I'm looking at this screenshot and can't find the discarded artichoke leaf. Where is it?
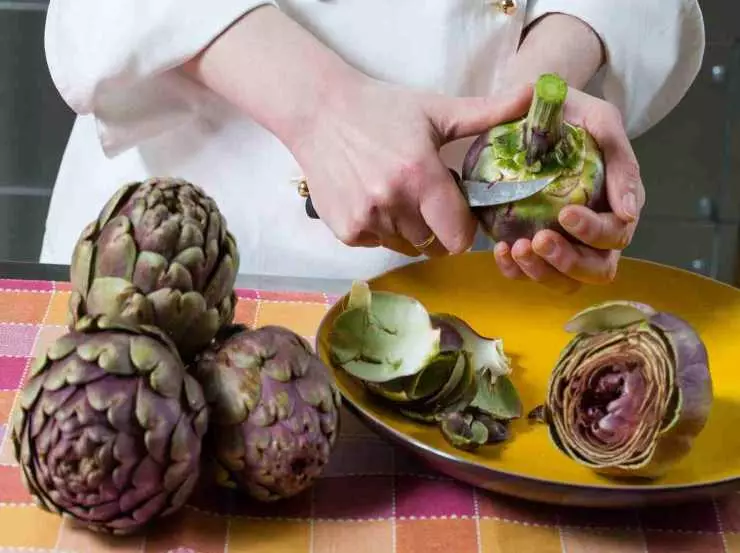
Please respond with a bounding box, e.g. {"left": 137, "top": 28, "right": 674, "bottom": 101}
{"left": 470, "top": 372, "right": 523, "bottom": 420}
{"left": 346, "top": 280, "right": 372, "bottom": 311}
{"left": 527, "top": 404, "right": 549, "bottom": 424}
{"left": 409, "top": 353, "right": 459, "bottom": 397}
{"left": 399, "top": 408, "right": 439, "bottom": 424}
{"left": 472, "top": 410, "right": 510, "bottom": 444}
{"left": 431, "top": 313, "right": 511, "bottom": 380}
{"left": 364, "top": 351, "right": 458, "bottom": 404}
{"left": 416, "top": 350, "right": 470, "bottom": 408}
{"left": 395, "top": 352, "right": 474, "bottom": 421}
{"left": 439, "top": 412, "right": 489, "bottom": 451}
{"left": 329, "top": 283, "right": 441, "bottom": 383}
{"left": 564, "top": 300, "right": 656, "bottom": 334}
{"left": 541, "top": 300, "right": 712, "bottom": 479}
{"left": 428, "top": 351, "right": 478, "bottom": 415}
{"left": 365, "top": 378, "right": 416, "bottom": 403}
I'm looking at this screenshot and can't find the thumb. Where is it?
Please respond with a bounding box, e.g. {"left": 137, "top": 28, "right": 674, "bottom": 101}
{"left": 423, "top": 84, "right": 533, "bottom": 144}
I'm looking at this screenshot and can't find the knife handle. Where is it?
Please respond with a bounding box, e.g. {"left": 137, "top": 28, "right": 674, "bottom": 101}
{"left": 302, "top": 168, "right": 462, "bottom": 220}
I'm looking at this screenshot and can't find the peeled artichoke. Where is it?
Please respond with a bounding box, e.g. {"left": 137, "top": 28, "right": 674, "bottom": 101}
{"left": 533, "top": 301, "right": 713, "bottom": 479}
{"left": 461, "top": 73, "right": 608, "bottom": 246}
{"left": 193, "top": 324, "right": 342, "bottom": 501}
{"left": 328, "top": 281, "right": 521, "bottom": 452}
{"left": 69, "top": 177, "right": 239, "bottom": 361}
{"left": 11, "top": 315, "right": 208, "bottom": 535}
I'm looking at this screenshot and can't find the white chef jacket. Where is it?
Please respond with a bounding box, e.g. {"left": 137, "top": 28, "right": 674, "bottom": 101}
{"left": 40, "top": 0, "right": 705, "bottom": 280}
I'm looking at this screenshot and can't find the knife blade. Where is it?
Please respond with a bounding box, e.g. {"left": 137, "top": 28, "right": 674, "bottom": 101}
{"left": 298, "top": 170, "right": 554, "bottom": 220}
{"left": 461, "top": 175, "right": 555, "bottom": 207}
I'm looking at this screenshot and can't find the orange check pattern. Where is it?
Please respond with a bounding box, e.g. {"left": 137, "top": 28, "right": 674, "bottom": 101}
{"left": 0, "top": 278, "right": 737, "bottom": 553}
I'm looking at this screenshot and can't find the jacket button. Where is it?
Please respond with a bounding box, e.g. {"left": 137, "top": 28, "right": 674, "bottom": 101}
{"left": 489, "top": 0, "right": 517, "bottom": 15}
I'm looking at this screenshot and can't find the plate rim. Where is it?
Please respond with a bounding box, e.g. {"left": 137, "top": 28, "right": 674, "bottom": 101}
{"left": 314, "top": 252, "right": 740, "bottom": 495}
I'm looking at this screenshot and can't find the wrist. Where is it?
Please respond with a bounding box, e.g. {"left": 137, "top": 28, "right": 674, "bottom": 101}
{"left": 502, "top": 13, "right": 604, "bottom": 91}
{"left": 279, "top": 62, "right": 370, "bottom": 152}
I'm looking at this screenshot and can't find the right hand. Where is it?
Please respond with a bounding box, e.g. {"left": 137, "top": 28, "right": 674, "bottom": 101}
{"left": 289, "top": 75, "right": 533, "bottom": 257}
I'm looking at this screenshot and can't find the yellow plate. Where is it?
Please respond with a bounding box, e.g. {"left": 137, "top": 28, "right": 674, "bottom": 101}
{"left": 315, "top": 252, "right": 740, "bottom": 508}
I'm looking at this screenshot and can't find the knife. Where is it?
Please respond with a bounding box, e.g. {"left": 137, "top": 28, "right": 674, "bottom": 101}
{"left": 461, "top": 175, "right": 555, "bottom": 208}
{"left": 297, "top": 170, "right": 554, "bottom": 219}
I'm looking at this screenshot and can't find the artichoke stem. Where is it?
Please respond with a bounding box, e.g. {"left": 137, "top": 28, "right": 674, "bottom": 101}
{"left": 524, "top": 73, "right": 568, "bottom": 166}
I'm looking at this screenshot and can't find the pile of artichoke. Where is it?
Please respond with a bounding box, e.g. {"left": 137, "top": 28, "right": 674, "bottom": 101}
{"left": 11, "top": 177, "right": 342, "bottom": 535}
{"left": 328, "top": 281, "right": 523, "bottom": 452}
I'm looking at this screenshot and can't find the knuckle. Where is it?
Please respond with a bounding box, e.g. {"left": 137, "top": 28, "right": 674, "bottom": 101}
{"left": 448, "top": 229, "right": 474, "bottom": 254}
{"left": 366, "top": 182, "right": 399, "bottom": 211}
{"left": 621, "top": 160, "right": 643, "bottom": 187}
{"left": 337, "top": 217, "right": 370, "bottom": 246}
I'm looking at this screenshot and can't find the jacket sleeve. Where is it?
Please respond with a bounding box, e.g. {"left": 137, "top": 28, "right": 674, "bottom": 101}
{"left": 44, "top": 0, "right": 278, "bottom": 158}
{"left": 524, "top": 0, "right": 705, "bottom": 139}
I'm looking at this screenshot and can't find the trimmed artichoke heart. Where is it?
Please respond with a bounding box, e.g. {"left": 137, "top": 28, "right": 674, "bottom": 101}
{"left": 537, "top": 301, "right": 712, "bottom": 479}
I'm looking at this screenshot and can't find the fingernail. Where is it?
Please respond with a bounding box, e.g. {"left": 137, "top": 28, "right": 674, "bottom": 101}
{"left": 539, "top": 237, "right": 557, "bottom": 257}
{"left": 622, "top": 192, "right": 637, "bottom": 219}
{"left": 561, "top": 211, "right": 580, "bottom": 231}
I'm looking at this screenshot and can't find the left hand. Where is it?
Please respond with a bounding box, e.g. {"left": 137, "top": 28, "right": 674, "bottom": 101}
{"left": 493, "top": 87, "right": 646, "bottom": 293}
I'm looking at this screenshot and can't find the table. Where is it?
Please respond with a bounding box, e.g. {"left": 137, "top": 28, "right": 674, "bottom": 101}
{"left": 0, "top": 262, "right": 737, "bottom": 553}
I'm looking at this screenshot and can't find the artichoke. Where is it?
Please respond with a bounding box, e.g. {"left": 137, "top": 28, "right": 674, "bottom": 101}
{"left": 192, "top": 324, "right": 342, "bottom": 501}
{"left": 328, "top": 281, "right": 522, "bottom": 452}
{"left": 11, "top": 315, "right": 208, "bottom": 535}
{"left": 531, "top": 301, "right": 712, "bottom": 479}
{"left": 69, "top": 177, "right": 239, "bottom": 361}
{"left": 461, "top": 73, "right": 608, "bottom": 246}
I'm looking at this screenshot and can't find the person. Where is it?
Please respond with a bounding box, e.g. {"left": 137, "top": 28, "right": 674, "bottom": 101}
{"left": 40, "top": 1, "right": 705, "bottom": 292}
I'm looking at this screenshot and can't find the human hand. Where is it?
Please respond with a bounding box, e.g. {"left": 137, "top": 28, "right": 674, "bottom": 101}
{"left": 289, "top": 75, "right": 533, "bottom": 257}
{"left": 493, "top": 87, "right": 645, "bottom": 292}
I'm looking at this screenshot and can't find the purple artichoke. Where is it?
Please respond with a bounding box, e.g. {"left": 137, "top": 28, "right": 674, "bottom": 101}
{"left": 461, "top": 73, "right": 609, "bottom": 246}
{"left": 11, "top": 315, "right": 208, "bottom": 535}
{"left": 192, "top": 325, "right": 342, "bottom": 501}
{"left": 533, "top": 301, "right": 712, "bottom": 479}
{"left": 69, "top": 176, "right": 239, "bottom": 361}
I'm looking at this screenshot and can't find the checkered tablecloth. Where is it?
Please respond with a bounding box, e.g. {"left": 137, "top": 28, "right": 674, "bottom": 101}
{"left": 0, "top": 278, "right": 737, "bottom": 553}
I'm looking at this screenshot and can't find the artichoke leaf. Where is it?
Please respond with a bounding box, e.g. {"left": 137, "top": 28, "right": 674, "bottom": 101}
{"left": 346, "top": 280, "right": 372, "bottom": 311}
{"left": 564, "top": 300, "right": 656, "bottom": 334}
{"left": 439, "top": 412, "right": 489, "bottom": 452}
{"left": 364, "top": 351, "right": 458, "bottom": 404}
{"left": 431, "top": 313, "right": 511, "bottom": 380}
{"left": 329, "top": 282, "right": 441, "bottom": 383}
{"left": 470, "top": 372, "right": 523, "bottom": 420}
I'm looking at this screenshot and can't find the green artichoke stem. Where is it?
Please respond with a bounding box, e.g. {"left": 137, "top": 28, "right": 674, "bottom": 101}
{"left": 523, "top": 73, "right": 568, "bottom": 166}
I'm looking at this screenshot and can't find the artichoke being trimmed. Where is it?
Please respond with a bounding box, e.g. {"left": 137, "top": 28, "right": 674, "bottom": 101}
{"left": 193, "top": 324, "right": 342, "bottom": 501}
{"left": 531, "top": 301, "right": 712, "bottom": 479}
{"left": 11, "top": 316, "right": 208, "bottom": 535}
{"left": 461, "top": 73, "right": 608, "bottom": 246}
{"left": 328, "top": 281, "right": 522, "bottom": 451}
{"left": 69, "top": 177, "right": 239, "bottom": 361}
